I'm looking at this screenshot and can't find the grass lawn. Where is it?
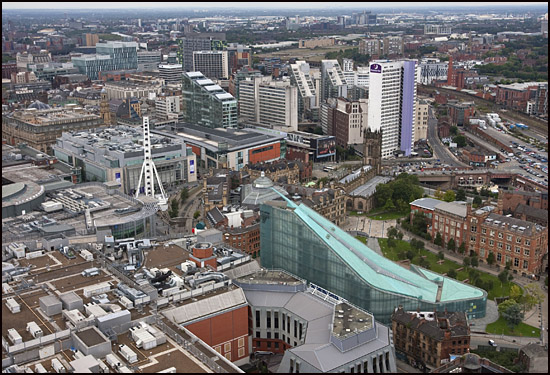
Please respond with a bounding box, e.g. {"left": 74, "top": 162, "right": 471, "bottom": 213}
{"left": 376, "top": 238, "right": 518, "bottom": 300}
{"left": 486, "top": 316, "right": 541, "bottom": 337}
{"left": 367, "top": 211, "right": 408, "bottom": 220}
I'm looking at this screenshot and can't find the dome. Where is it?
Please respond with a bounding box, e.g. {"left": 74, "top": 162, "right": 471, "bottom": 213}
{"left": 252, "top": 171, "right": 274, "bottom": 189}
{"left": 27, "top": 100, "right": 50, "bottom": 110}
{"left": 462, "top": 353, "right": 481, "bottom": 371}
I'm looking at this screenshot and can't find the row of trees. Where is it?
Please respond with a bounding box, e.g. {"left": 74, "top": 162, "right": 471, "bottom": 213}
{"left": 324, "top": 47, "right": 371, "bottom": 66}
{"left": 374, "top": 173, "right": 424, "bottom": 214}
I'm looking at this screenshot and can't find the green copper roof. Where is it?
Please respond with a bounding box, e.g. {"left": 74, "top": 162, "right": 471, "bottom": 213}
{"left": 272, "top": 189, "right": 486, "bottom": 304}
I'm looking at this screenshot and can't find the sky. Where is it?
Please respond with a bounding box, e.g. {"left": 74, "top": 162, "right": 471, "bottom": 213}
{"left": 2, "top": 2, "right": 548, "bottom": 10}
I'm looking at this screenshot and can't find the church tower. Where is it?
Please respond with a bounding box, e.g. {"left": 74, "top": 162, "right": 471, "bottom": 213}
{"left": 363, "top": 128, "right": 382, "bottom": 174}
{"left": 99, "top": 88, "right": 112, "bottom": 125}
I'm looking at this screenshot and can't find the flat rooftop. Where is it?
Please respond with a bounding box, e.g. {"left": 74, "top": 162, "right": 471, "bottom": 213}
{"left": 332, "top": 302, "right": 374, "bottom": 340}
{"left": 235, "top": 269, "right": 304, "bottom": 286}
{"left": 75, "top": 327, "right": 108, "bottom": 347}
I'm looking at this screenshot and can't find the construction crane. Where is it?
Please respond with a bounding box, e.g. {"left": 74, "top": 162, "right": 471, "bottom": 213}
{"left": 135, "top": 116, "right": 168, "bottom": 211}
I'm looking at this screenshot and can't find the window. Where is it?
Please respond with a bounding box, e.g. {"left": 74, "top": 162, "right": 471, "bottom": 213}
{"left": 489, "top": 240, "right": 494, "bottom": 246}
{"left": 238, "top": 347, "right": 245, "bottom": 358}
{"left": 256, "top": 310, "right": 261, "bottom": 327}
{"left": 524, "top": 249, "right": 530, "bottom": 256}
{"left": 490, "top": 230, "right": 495, "bottom": 237}
{"left": 224, "top": 343, "right": 231, "bottom": 352}
{"left": 497, "top": 253, "right": 502, "bottom": 262}
{"left": 267, "top": 341, "right": 271, "bottom": 348}
{"left": 523, "top": 260, "right": 529, "bottom": 269}
{"left": 515, "top": 246, "right": 521, "bottom": 254}
{"left": 516, "top": 237, "right": 522, "bottom": 244}
{"left": 525, "top": 239, "right": 530, "bottom": 246}
{"left": 275, "top": 342, "right": 279, "bottom": 349}
{"left": 267, "top": 332, "right": 271, "bottom": 339}
{"left": 256, "top": 331, "right": 260, "bottom": 338}
{"left": 506, "top": 244, "right": 511, "bottom": 251}
{"left": 498, "top": 242, "right": 503, "bottom": 249}
{"left": 267, "top": 311, "right": 271, "bottom": 328}
{"left": 471, "top": 225, "right": 477, "bottom": 232}
{"left": 274, "top": 312, "right": 279, "bottom": 329}
{"left": 507, "top": 235, "right": 512, "bottom": 241}
{"left": 481, "top": 238, "right": 486, "bottom": 244}
{"left": 482, "top": 228, "right": 487, "bottom": 234}
{"left": 275, "top": 332, "right": 279, "bottom": 339}
{"left": 514, "top": 258, "right": 519, "bottom": 267}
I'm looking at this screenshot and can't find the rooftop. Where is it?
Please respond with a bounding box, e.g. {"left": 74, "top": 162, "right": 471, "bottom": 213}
{"left": 235, "top": 269, "right": 304, "bottom": 286}
{"left": 349, "top": 176, "right": 392, "bottom": 198}
{"left": 410, "top": 197, "right": 444, "bottom": 211}
{"left": 434, "top": 201, "right": 468, "bottom": 218}
{"left": 482, "top": 212, "right": 544, "bottom": 236}
{"left": 332, "top": 302, "right": 374, "bottom": 340}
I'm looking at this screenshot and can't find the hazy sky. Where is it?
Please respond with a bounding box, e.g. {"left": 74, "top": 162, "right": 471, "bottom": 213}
{"left": 2, "top": 2, "right": 548, "bottom": 10}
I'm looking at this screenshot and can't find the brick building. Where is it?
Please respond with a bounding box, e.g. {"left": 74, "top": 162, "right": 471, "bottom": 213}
{"left": 392, "top": 306, "right": 471, "bottom": 371}
{"left": 284, "top": 184, "right": 347, "bottom": 226}
{"left": 222, "top": 223, "right": 260, "bottom": 258}
{"left": 497, "top": 188, "right": 548, "bottom": 213}
{"left": 469, "top": 208, "right": 547, "bottom": 275}
{"left": 447, "top": 100, "right": 475, "bottom": 126}
{"left": 431, "top": 201, "right": 470, "bottom": 249}
{"left": 242, "top": 160, "right": 301, "bottom": 185}
{"left": 495, "top": 82, "right": 548, "bottom": 116}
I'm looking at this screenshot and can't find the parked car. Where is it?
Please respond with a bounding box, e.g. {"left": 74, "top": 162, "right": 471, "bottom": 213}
{"left": 488, "top": 340, "right": 497, "bottom": 347}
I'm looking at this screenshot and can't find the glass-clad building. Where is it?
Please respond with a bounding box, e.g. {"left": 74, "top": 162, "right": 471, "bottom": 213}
{"left": 260, "top": 193, "right": 487, "bottom": 324}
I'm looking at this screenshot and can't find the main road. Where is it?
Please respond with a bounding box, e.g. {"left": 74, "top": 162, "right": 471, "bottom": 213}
{"left": 427, "top": 106, "right": 468, "bottom": 167}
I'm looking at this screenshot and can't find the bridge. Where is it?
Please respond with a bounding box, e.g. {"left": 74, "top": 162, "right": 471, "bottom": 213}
{"left": 413, "top": 169, "right": 518, "bottom": 190}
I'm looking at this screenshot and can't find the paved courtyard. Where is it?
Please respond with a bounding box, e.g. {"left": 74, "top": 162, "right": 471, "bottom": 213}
{"left": 343, "top": 216, "right": 397, "bottom": 238}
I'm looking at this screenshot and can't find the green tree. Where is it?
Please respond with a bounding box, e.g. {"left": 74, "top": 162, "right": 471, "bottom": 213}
{"left": 498, "top": 298, "right": 518, "bottom": 314}
{"left": 396, "top": 231, "right": 404, "bottom": 240}
{"left": 434, "top": 188, "right": 444, "bottom": 200}
{"left": 387, "top": 226, "right": 398, "bottom": 239}
{"left": 487, "top": 252, "right": 495, "bottom": 267}
{"left": 501, "top": 303, "right": 524, "bottom": 330}
{"left": 434, "top": 232, "right": 443, "bottom": 246}
{"left": 457, "top": 242, "right": 466, "bottom": 255}
{"left": 193, "top": 210, "right": 200, "bottom": 220}
{"left": 456, "top": 189, "right": 466, "bottom": 201}
{"left": 443, "top": 190, "right": 456, "bottom": 202}
{"left": 383, "top": 197, "right": 396, "bottom": 211}
{"left": 450, "top": 126, "right": 458, "bottom": 136}
{"left": 498, "top": 270, "right": 510, "bottom": 286}
{"left": 463, "top": 256, "right": 471, "bottom": 268}
{"left": 447, "top": 238, "right": 456, "bottom": 252}
{"left": 471, "top": 256, "right": 479, "bottom": 268}
{"left": 406, "top": 250, "right": 415, "bottom": 261}
{"left": 509, "top": 285, "right": 522, "bottom": 302}
{"left": 522, "top": 283, "right": 545, "bottom": 311}
{"left": 387, "top": 237, "right": 396, "bottom": 248}
{"left": 438, "top": 251, "right": 445, "bottom": 261}
{"left": 453, "top": 135, "right": 467, "bottom": 148}
{"left": 447, "top": 268, "right": 457, "bottom": 278}
{"left": 180, "top": 187, "right": 189, "bottom": 205}
{"left": 473, "top": 195, "right": 482, "bottom": 208}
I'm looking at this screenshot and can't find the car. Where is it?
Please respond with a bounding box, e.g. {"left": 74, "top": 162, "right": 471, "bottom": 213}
{"left": 488, "top": 340, "right": 497, "bottom": 347}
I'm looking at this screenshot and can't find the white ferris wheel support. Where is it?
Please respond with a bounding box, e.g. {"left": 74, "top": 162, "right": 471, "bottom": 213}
{"left": 135, "top": 116, "right": 168, "bottom": 211}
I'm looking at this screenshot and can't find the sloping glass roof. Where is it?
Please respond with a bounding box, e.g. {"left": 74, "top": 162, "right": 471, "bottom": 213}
{"left": 271, "top": 188, "right": 486, "bottom": 303}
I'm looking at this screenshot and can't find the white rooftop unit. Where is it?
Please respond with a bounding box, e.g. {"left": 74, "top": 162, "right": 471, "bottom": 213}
{"left": 119, "top": 296, "right": 134, "bottom": 309}
{"left": 26, "top": 321, "right": 43, "bottom": 338}
{"left": 84, "top": 302, "right": 108, "bottom": 318}
{"left": 7, "top": 328, "right": 23, "bottom": 345}
{"left": 51, "top": 358, "right": 66, "bottom": 373}
{"left": 118, "top": 366, "right": 133, "bottom": 373}
{"left": 118, "top": 344, "right": 138, "bottom": 363}
{"left": 157, "top": 367, "right": 177, "bottom": 373}
{"left": 105, "top": 353, "right": 122, "bottom": 369}
{"left": 34, "top": 364, "right": 47, "bottom": 373}
{"left": 79, "top": 250, "right": 93, "bottom": 261}
{"left": 6, "top": 297, "right": 21, "bottom": 313}
{"left": 83, "top": 282, "right": 111, "bottom": 298}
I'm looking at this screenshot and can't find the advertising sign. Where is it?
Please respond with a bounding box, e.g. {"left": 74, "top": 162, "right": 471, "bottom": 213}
{"left": 189, "top": 160, "right": 195, "bottom": 174}
{"left": 115, "top": 172, "right": 121, "bottom": 183}
{"left": 370, "top": 63, "right": 382, "bottom": 73}
{"left": 316, "top": 138, "right": 336, "bottom": 159}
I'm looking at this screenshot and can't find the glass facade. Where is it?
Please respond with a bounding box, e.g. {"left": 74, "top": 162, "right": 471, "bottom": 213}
{"left": 260, "top": 200, "right": 487, "bottom": 324}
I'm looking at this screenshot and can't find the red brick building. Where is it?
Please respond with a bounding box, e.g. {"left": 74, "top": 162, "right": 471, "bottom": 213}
{"left": 431, "top": 202, "right": 470, "bottom": 249}
{"left": 497, "top": 188, "right": 548, "bottom": 213}
{"left": 447, "top": 101, "right": 476, "bottom": 126}
{"left": 223, "top": 223, "right": 260, "bottom": 258}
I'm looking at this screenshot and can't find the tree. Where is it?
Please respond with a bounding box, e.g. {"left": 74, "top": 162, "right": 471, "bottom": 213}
{"left": 522, "top": 283, "right": 545, "bottom": 311}
{"left": 498, "top": 298, "right": 518, "bottom": 315}
{"left": 434, "top": 188, "right": 445, "bottom": 200}
{"left": 434, "top": 232, "right": 443, "bottom": 246}
{"left": 443, "top": 190, "right": 456, "bottom": 202}
{"left": 463, "top": 256, "right": 471, "bottom": 268}
{"left": 406, "top": 250, "right": 415, "bottom": 261}
{"left": 450, "top": 126, "right": 458, "bottom": 136}
{"left": 505, "top": 260, "right": 512, "bottom": 270}
{"left": 473, "top": 195, "right": 482, "bottom": 208}
{"left": 387, "top": 226, "right": 398, "bottom": 239}
{"left": 457, "top": 242, "right": 466, "bottom": 255}
{"left": 447, "top": 268, "right": 457, "bottom": 279}
{"left": 498, "top": 270, "right": 510, "bottom": 286}
{"left": 396, "top": 231, "right": 404, "bottom": 240}
{"left": 387, "top": 237, "right": 396, "bottom": 248}
{"left": 383, "top": 197, "right": 396, "bottom": 211}
{"left": 501, "top": 303, "right": 524, "bottom": 330}
{"left": 193, "top": 210, "right": 200, "bottom": 220}
{"left": 487, "top": 252, "right": 495, "bottom": 267}
{"left": 180, "top": 187, "right": 189, "bottom": 205}
{"left": 438, "top": 251, "right": 445, "bottom": 261}
{"left": 447, "top": 238, "right": 456, "bottom": 252}
{"left": 453, "top": 135, "right": 467, "bottom": 148}
{"left": 470, "top": 256, "right": 479, "bottom": 268}
{"left": 456, "top": 189, "right": 466, "bottom": 201}
{"left": 509, "top": 285, "right": 522, "bottom": 302}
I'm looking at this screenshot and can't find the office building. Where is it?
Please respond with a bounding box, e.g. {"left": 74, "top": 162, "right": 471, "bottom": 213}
{"left": 158, "top": 64, "right": 183, "bottom": 84}
{"left": 392, "top": 307, "right": 470, "bottom": 371}
{"left": 418, "top": 58, "right": 448, "bottom": 85}
{"left": 447, "top": 100, "right": 475, "bottom": 126}
{"left": 16, "top": 50, "right": 51, "bottom": 71}
{"left": 320, "top": 60, "right": 348, "bottom": 103}
{"left": 137, "top": 50, "right": 161, "bottom": 71}
{"left": 192, "top": 50, "right": 229, "bottom": 79}
{"left": 53, "top": 125, "right": 196, "bottom": 195}
{"left": 71, "top": 54, "right": 113, "bottom": 80}
{"left": 229, "top": 66, "right": 263, "bottom": 100}
{"left": 2, "top": 104, "right": 104, "bottom": 154}
{"left": 226, "top": 43, "right": 252, "bottom": 74}
{"left": 95, "top": 41, "right": 138, "bottom": 70}
{"left": 359, "top": 39, "right": 381, "bottom": 56}
{"left": 234, "top": 269, "right": 397, "bottom": 373}
{"left": 181, "top": 71, "right": 237, "bottom": 129}
{"left": 383, "top": 36, "right": 404, "bottom": 56}
{"left": 424, "top": 24, "right": 452, "bottom": 35}
{"left": 325, "top": 97, "right": 368, "bottom": 147}
{"left": 352, "top": 10, "right": 377, "bottom": 25}
{"left": 260, "top": 194, "right": 487, "bottom": 324}
{"left": 155, "top": 95, "right": 181, "bottom": 121}
{"left": 85, "top": 33, "right": 99, "bottom": 47}
{"left": 177, "top": 32, "right": 226, "bottom": 71}
{"left": 238, "top": 76, "right": 298, "bottom": 131}
{"left": 368, "top": 60, "right": 418, "bottom": 158}
{"left": 288, "top": 61, "right": 317, "bottom": 121}
{"left": 415, "top": 99, "right": 429, "bottom": 141}
{"left": 285, "top": 131, "right": 337, "bottom": 163}
{"left": 103, "top": 80, "right": 162, "bottom": 100}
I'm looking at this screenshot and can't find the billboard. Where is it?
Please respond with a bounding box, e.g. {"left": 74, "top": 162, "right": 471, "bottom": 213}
{"left": 189, "top": 160, "right": 195, "bottom": 174}
{"left": 315, "top": 138, "right": 336, "bottom": 159}
{"left": 370, "top": 63, "right": 382, "bottom": 73}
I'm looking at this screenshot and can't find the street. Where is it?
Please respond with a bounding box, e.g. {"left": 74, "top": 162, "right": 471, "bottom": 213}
{"left": 427, "top": 107, "right": 467, "bottom": 167}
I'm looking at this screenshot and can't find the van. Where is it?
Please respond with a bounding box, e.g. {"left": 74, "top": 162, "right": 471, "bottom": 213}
{"left": 488, "top": 339, "right": 497, "bottom": 347}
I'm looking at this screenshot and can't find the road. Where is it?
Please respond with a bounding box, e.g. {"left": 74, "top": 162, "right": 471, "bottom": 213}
{"left": 427, "top": 106, "right": 467, "bottom": 167}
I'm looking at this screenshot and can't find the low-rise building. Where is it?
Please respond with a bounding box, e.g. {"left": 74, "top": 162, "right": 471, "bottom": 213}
{"left": 298, "top": 37, "right": 335, "bottom": 49}
{"left": 242, "top": 160, "right": 302, "bottom": 185}
{"left": 284, "top": 184, "right": 347, "bottom": 226}
{"left": 516, "top": 343, "right": 548, "bottom": 373}
{"left": 431, "top": 353, "right": 512, "bottom": 373}
{"left": 392, "top": 306, "right": 470, "bottom": 371}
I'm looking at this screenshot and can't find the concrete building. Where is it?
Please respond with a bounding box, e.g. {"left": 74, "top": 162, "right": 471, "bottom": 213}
{"left": 260, "top": 194, "right": 487, "bottom": 324}
{"left": 96, "top": 41, "right": 138, "bottom": 71}
{"left": 234, "top": 269, "right": 398, "bottom": 373}
{"left": 53, "top": 125, "right": 196, "bottom": 195}
{"left": 320, "top": 60, "right": 348, "bottom": 103}
{"left": 431, "top": 353, "right": 513, "bottom": 373}
{"left": 192, "top": 50, "right": 229, "bottom": 79}
{"left": 39, "top": 295, "right": 62, "bottom": 316}
{"left": 496, "top": 82, "right": 547, "bottom": 116}
{"left": 517, "top": 343, "right": 548, "bottom": 373}
{"left": 158, "top": 64, "right": 183, "bottom": 84}
{"left": 16, "top": 50, "right": 51, "bottom": 71}
{"left": 103, "top": 80, "right": 162, "bottom": 100}
{"left": 137, "top": 50, "right": 161, "bottom": 72}
{"left": 415, "top": 99, "right": 429, "bottom": 141}
{"left": 2, "top": 104, "right": 104, "bottom": 153}
{"left": 431, "top": 201, "right": 470, "bottom": 249}
{"left": 154, "top": 123, "right": 286, "bottom": 171}
{"left": 85, "top": 33, "right": 99, "bottom": 46}
{"left": 368, "top": 60, "right": 418, "bottom": 158}
{"left": 418, "top": 58, "right": 448, "bottom": 85}
{"left": 329, "top": 97, "right": 368, "bottom": 147}
{"left": 424, "top": 25, "right": 452, "bottom": 35}
{"left": 181, "top": 71, "right": 237, "bottom": 129}
{"left": 177, "top": 32, "right": 226, "bottom": 72}
{"left": 285, "top": 131, "right": 336, "bottom": 163}
{"left": 72, "top": 54, "right": 114, "bottom": 80}
{"left": 155, "top": 95, "right": 181, "bottom": 121}
{"left": 238, "top": 76, "right": 298, "bottom": 131}
{"left": 392, "top": 307, "right": 470, "bottom": 371}
{"left": 284, "top": 184, "right": 347, "bottom": 227}
{"left": 288, "top": 61, "right": 318, "bottom": 121}
{"left": 226, "top": 43, "right": 252, "bottom": 74}
{"left": 383, "top": 36, "right": 404, "bottom": 56}
{"left": 359, "top": 39, "right": 381, "bottom": 56}
{"left": 447, "top": 100, "right": 476, "bottom": 126}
